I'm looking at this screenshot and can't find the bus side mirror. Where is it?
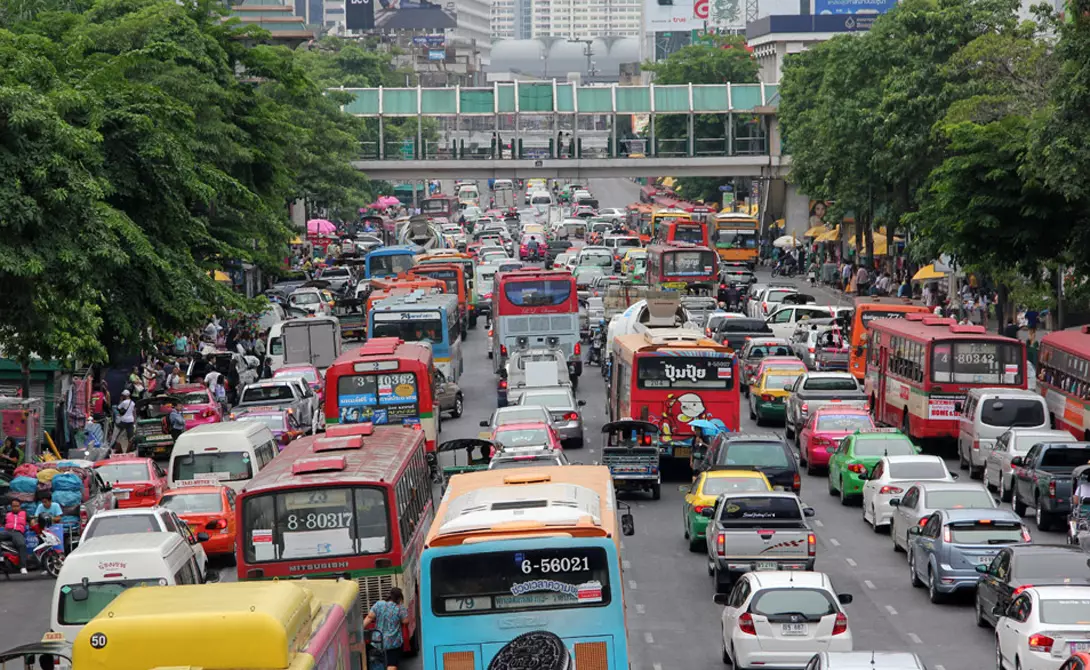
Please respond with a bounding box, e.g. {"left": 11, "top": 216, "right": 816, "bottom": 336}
{"left": 621, "top": 513, "right": 635, "bottom": 536}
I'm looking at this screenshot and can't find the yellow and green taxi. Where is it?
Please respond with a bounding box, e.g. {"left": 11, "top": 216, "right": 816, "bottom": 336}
{"left": 681, "top": 469, "right": 772, "bottom": 551}
{"left": 747, "top": 363, "right": 806, "bottom": 426}
{"left": 621, "top": 248, "right": 647, "bottom": 277}
{"left": 827, "top": 428, "right": 921, "bottom": 504}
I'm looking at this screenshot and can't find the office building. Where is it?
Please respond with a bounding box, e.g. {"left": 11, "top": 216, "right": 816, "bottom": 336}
{"left": 492, "top": 0, "right": 642, "bottom": 39}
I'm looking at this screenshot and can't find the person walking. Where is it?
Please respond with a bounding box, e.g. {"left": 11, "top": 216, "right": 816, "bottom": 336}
{"left": 364, "top": 587, "right": 410, "bottom": 670}
{"left": 855, "top": 265, "right": 870, "bottom": 296}
{"left": 116, "top": 389, "right": 136, "bottom": 453}
{"left": 168, "top": 403, "right": 187, "bottom": 442}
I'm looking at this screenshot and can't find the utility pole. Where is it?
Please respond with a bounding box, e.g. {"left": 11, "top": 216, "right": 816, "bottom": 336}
{"left": 567, "top": 38, "right": 598, "bottom": 81}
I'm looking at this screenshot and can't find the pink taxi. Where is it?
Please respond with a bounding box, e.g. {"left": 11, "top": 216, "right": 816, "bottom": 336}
{"left": 174, "top": 383, "right": 223, "bottom": 429}
{"left": 797, "top": 407, "right": 875, "bottom": 475}
{"left": 273, "top": 364, "right": 324, "bottom": 404}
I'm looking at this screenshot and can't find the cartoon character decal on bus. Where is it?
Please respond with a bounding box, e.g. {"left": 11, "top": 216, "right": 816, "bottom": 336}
{"left": 658, "top": 392, "right": 708, "bottom": 441}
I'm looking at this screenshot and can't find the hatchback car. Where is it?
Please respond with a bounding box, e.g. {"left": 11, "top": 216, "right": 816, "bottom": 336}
{"left": 861, "top": 455, "right": 956, "bottom": 530}
{"left": 805, "top": 652, "right": 927, "bottom": 669}
{"left": 908, "top": 508, "right": 1029, "bottom": 603}
{"left": 798, "top": 408, "right": 875, "bottom": 475}
{"left": 158, "top": 484, "right": 238, "bottom": 562}
{"left": 888, "top": 480, "right": 998, "bottom": 554}
{"left": 517, "top": 387, "right": 586, "bottom": 448}
{"left": 93, "top": 457, "right": 168, "bottom": 509}
{"left": 995, "top": 586, "right": 1090, "bottom": 670}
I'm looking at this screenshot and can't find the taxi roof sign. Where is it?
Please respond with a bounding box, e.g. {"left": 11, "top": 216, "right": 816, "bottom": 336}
{"left": 174, "top": 479, "right": 221, "bottom": 488}
{"left": 42, "top": 632, "right": 65, "bottom": 642}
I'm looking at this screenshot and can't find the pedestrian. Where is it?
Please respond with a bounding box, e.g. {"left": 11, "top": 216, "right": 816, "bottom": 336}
{"left": 1003, "top": 319, "right": 1020, "bottom": 339}
{"left": 127, "top": 366, "right": 144, "bottom": 398}
{"left": 173, "top": 332, "right": 189, "bottom": 355}
{"left": 0, "top": 436, "right": 22, "bottom": 472}
{"left": 167, "top": 403, "right": 186, "bottom": 442}
{"left": 841, "top": 263, "right": 852, "bottom": 292}
{"left": 116, "top": 389, "right": 136, "bottom": 453}
{"left": 213, "top": 377, "right": 228, "bottom": 415}
{"left": 855, "top": 265, "right": 870, "bottom": 296}
{"left": 0, "top": 499, "right": 29, "bottom": 574}
{"left": 166, "top": 364, "right": 181, "bottom": 391}
{"left": 364, "top": 587, "right": 410, "bottom": 670}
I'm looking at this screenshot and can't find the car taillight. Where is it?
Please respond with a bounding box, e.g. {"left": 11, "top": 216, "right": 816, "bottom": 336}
{"left": 202, "top": 408, "right": 216, "bottom": 418}
{"left": 716, "top": 533, "right": 726, "bottom": 556}
{"left": 801, "top": 402, "right": 809, "bottom": 415}
{"left": 499, "top": 380, "right": 508, "bottom": 389}
{"left": 694, "top": 505, "right": 707, "bottom": 513}
{"left": 500, "top": 345, "right": 507, "bottom": 356}
{"left": 793, "top": 473, "right": 801, "bottom": 493}
{"left": 1022, "top": 527, "right": 1032, "bottom": 542}
{"left": 1028, "top": 634, "right": 1054, "bottom": 653}
{"left": 847, "top": 463, "right": 867, "bottom": 474}
{"left": 917, "top": 518, "right": 929, "bottom": 527}
{"left": 705, "top": 328, "right": 712, "bottom": 337}
{"left": 488, "top": 329, "right": 493, "bottom": 337}
{"left": 1049, "top": 480, "right": 1056, "bottom": 498}
{"left": 762, "top": 304, "right": 769, "bottom": 314}
{"left": 972, "top": 440, "right": 980, "bottom": 451}
{"left": 943, "top": 526, "right": 952, "bottom": 543}
{"left": 206, "top": 518, "right": 228, "bottom": 530}
{"left": 574, "top": 342, "right": 581, "bottom": 355}
{"left": 1013, "top": 584, "right": 1033, "bottom": 597}
{"left": 564, "top": 412, "right": 578, "bottom": 421}
{"left": 879, "top": 485, "right": 903, "bottom": 495}
{"left": 738, "top": 613, "right": 756, "bottom": 635}
{"left": 761, "top": 394, "right": 774, "bottom": 402}
{"left": 807, "top": 532, "right": 816, "bottom": 556}
{"left": 832, "top": 613, "right": 848, "bottom": 635}
{"left": 720, "top": 283, "right": 726, "bottom": 289}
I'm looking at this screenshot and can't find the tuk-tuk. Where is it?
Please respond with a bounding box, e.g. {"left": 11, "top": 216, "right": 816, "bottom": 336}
{"left": 133, "top": 394, "right": 184, "bottom": 458}
{"left": 436, "top": 439, "right": 494, "bottom": 489}
{"left": 1068, "top": 464, "right": 1090, "bottom": 549}
{"left": 600, "top": 420, "right": 661, "bottom": 500}
{"left": 0, "top": 634, "right": 72, "bottom": 670}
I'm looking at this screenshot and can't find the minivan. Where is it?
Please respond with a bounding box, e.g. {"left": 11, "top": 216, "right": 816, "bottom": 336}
{"left": 51, "top": 533, "right": 207, "bottom": 641}
{"left": 167, "top": 421, "right": 278, "bottom": 492}
{"left": 958, "top": 388, "right": 1049, "bottom": 480}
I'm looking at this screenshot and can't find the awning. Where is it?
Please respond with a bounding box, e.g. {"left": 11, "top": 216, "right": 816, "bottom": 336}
{"left": 847, "top": 231, "right": 887, "bottom": 249}
{"left": 290, "top": 237, "right": 303, "bottom": 245}
{"left": 213, "top": 270, "right": 231, "bottom": 282}
{"left": 660, "top": 177, "right": 677, "bottom": 189}
{"left": 913, "top": 264, "right": 946, "bottom": 281}
{"left": 803, "top": 225, "right": 827, "bottom": 238}
{"left": 815, "top": 225, "right": 840, "bottom": 243}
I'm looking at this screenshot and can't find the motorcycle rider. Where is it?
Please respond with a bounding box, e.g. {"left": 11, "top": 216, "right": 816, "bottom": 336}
{"left": 32, "top": 494, "right": 62, "bottom": 525}
{"left": 723, "top": 283, "right": 741, "bottom": 312}
{"left": 527, "top": 237, "right": 541, "bottom": 261}
{"left": 1, "top": 499, "right": 29, "bottom": 574}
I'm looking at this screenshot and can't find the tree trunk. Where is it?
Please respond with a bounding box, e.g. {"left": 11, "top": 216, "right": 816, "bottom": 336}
{"left": 996, "top": 283, "right": 1009, "bottom": 334}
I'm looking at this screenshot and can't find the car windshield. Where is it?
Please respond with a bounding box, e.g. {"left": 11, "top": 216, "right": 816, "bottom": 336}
{"left": 291, "top": 292, "right": 321, "bottom": 305}
{"left": 159, "top": 493, "right": 223, "bottom": 514}
{"left": 751, "top": 589, "right": 836, "bottom": 618}
{"left": 495, "top": 429, "right": 550, "bottom": 448}
{"left": 58, "top": 580, "right": 165, "bottom": 625}
{"left": 852, "top": 437, "right": 916, "bottom": 457}
{"left": 804, "top": 378, "right": 859, "bottom": 391}
{"left": 173, "top": 452, "right": 253, "bottom": 482}
{"left": 85, "top": 515, "right": 158, "bottom": 539}
{"left": 520, "top": 392, "right": 572, "bottom": 410}
{"left": 241, "top": 385, "right": 295, "bottom": 403}
{"left": 817, "top": 414, "right": 873, "bottom": 432}
{"left": 887, "top": 461, "right": 948, "bottom": 479}
{"left": 275, "top": 368, "right": 318, "bottom": 384}
{"left": 981, "top": 399, "right": 1045, "bottom": 427}
{"left": 95, "top": 463, "right": 149, "bottom": 483}
{"left": 1040, "top": 599, "right": 1090, "bottom": 625}
{"left": 717, "top": 442, "right": 790, "bottom": 467}
{"left": 925, "top": 489, "right": 996, "bottom": 509}
{"left": 946, "top": 521, "right": 1024, "bottom": 544}
{"left": 701, "top": 478, "right": 770, "bottom": 496}
{"left": 494, "top": 408, "right": 550, "bottom": 426}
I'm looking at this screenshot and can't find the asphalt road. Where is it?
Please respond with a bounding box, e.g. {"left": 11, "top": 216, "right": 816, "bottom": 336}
{"left": 0, "top": 178, "right": 1068, "bottom": 670}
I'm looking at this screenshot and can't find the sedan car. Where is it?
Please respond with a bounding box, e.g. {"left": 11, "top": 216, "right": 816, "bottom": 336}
{"left": 749, "top": 365, "right": 805, "bottom": 426}
{"left": 158, "top": 484, "right": 238, "bottom": 561}
{"left": 714, "top": 571, "right": 853, "bottom": 669}
{"left": 490, "top": 422, "right": 564, "bottom": 456}
{"left": 975, "top": 544, "right": 1090, "bottom": 629}
{"left": 489, "top": 451, "right": 570, "bottom": 470}
{"left": 888, "top": 480, "right": 998, "bottom": 553}
{"left": 798, "top": 408, "right": 874, "bottom": 475}
{"left": 738, "top": 341, "right": 795, "bottom": 393}
{"left": 480, "top": 406, "right": 554, "bottom": 432}
{"left": 984, "top": 428, "right": 1077, "bottom": 502}
{"left": 996, "top": 586, "right": 1090, "bottom": 670}
{"left": 80, "top": 505, "right": 209, "bottom": 577}
{"left": 433, "top": 369, "right": 464, "bottom": 419}
{"left": 173, "top": 383, "right": 223, "bottom": 430}
{"left": 827, "top": 429, "right": 920, "bottom": 505}
{"left": 681, "top": 469, "right": 772, "bottom": 552}
{"left": 228, "top": 406, "right": 304, "bottom": 449}
{"left": 908, "top": 508, "right": 1029, "bottom": 603}
{"left": 93, "top": 457, "right": 168, "bottom": 509}
{"left": 861, "top": 455, "right": 956, "bottom": 530}
{"left": 806, "top": 652, "right": 927, "bottom": 669}
{"left": 518, "top": 387, "right": 586, "bottom": 448}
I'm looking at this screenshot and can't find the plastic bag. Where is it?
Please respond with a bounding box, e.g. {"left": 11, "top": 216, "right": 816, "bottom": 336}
{"left": 50, "top": 473, "right": 84, "bottom": 492}
{"left": 37, "top": 468, "right": 60, "bottom": 484}
{"left": 13, "top": 463, "right": 39, "bottom": 478}
{"left": 9, "top": 476, "right": 39, "bottom": 494}
{"left": 53, "top": 490, "right": 82, "bottom": 509}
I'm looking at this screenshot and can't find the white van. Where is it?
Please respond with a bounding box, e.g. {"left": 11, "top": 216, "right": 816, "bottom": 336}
{"left": 266, "top": 315, "right": 342, "bottom": 371}
{"left": 457, "top": 184, "right": 480, "bottom": 203}
{"left": 167, "top": 421, "right": 278, "bottom": 492}
{"left": 51, "top": 533, "right": 205, "bottom": 641}
{"left": 958, "top": 388, "right": 1050, "bottom": 479}
{"left": 529, "top": 191, "right": 553, "bottom": 213}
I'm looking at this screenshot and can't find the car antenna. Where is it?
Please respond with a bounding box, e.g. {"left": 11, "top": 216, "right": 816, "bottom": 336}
{"left": 870, "top": 650, "right": 876, "bottom": 665}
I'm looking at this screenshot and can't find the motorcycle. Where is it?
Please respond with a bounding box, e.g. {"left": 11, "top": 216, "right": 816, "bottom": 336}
{"left": 1, "top": 515, "right": 66, "bottom": 578}
{"left": 771, "top": 260, "right": 798, "bottom": 278}
{"left": 588, "top": 325, "right": 606, "bottom": 366}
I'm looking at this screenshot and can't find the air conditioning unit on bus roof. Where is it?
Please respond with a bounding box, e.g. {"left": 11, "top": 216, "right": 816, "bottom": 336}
{"left": 642, "top": 328, "right": 705, "bottom": 345}
{"left": 438, "top": 483, "right": 602, "bottom": 535}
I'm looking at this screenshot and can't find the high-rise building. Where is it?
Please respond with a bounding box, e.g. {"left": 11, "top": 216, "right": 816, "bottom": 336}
{"left": 490, "top": 0, "right": 531, "bottom": 38}
{"left": 492, "top": 0, "right": 642, "bottom": 39}
{"left": 454, "top": 0, "right": 493, "bottom": 63}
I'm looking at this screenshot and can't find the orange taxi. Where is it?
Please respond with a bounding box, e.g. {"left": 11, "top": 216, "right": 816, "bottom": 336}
{"left": 158, "top": 482, "right": 237, "bottom": 560}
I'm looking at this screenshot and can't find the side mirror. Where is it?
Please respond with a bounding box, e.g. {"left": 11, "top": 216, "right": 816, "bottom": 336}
{"left": 197, "top": 532, "right": 210, "bottom": 542}
{"left": 1010, "top": 456, "right": 1024, "bottom": 467}
{"left": 976, "top": 564, "right": 990, "bottom": 574}
{"left": 621, "top": 513, "right": 635, "bottom": 536}
{"left": 909, "top": 526, "right": 922, "bottom": 536}
{"left": 837, "top": 593, "right": 854, "bottom": 605}
{"left": 701, "top": 508, "right": 715, "bottom": 518}
{"left": 950, "top": 472, "right": 960, "bottom": 481}
{"left": 479, "top": 420, "right": 489, "bottom": 427}
{"left": 678, "top": 484, "right": 691, "bottom": 492}
{"left": 914, "top": 446, "right": 922, "bottom": 454}
{"left": 783, "top": 384, "right": 793, "bottom": 391}
{"left": 577, "top": 400, "right": 587, "bottom": 407}
{"left": 803, "top": 506, "right": 816, "bottom": 517}
{"left": 205, "top": 570, "right": 221, "bottom": 584}
{"left": 713, "top": 594, "right": 730, "bottom": 606}
{"left": 889, "top": 498, "right": 901, "bottom": 507}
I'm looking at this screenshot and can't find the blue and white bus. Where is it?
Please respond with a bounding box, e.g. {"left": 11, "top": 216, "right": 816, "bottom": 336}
{"left": 368, "top": 291, "right": 463, "bottom": 381}
{"left": 365, "top": 244, "right": 424, "bottom": 279}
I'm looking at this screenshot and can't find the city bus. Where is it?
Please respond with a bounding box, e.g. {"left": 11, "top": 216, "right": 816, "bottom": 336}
{"left": 864, "top": 314, "right": 1026, "bottom": 440}
{"left": 422, "top": 194, "right": 460, "bottom": 220}
{"left": 491, "top": 268, "right": 581, "bottom": 381}
{"left": 369, "top": 290, "right": 463, "bottom": 382}
{"left": 656, "top": 217, "right": 709, "bottom": 246}
{"left": 609, "top": 330, "right": 739, "bottom": 461}
{"left": 74, "top": 579, "right": 364, "bottom": 670}
{"left": 645, "top": 243, "right": 719, "bottom": 294}
{"left": 236, "top": 423, "right": 433, "bottom": 652}
{"left": 419, "top": 466, "right": 633, "bottom": 670}
{"left": 1037, "top": 326, "right": 1090, "bottom": 439}
{"left": 712, "top": 212, "right": 760, "bottom": 264}
{"left": 408, "top": 263, "right": 470, "bottom": 337}
{"left": 649, "top": 208, "right": 691, "bottom": 241}
{"left": 324, "top": 338, "right": 440, "bottom": 452}
{"left": 366, "top": 277, "right": 446, "bottom": 314}
{"left": 848, "top": 297, "right": 931, "bottom": 381}
{"left": 415, "top": 253, "right": 478, "bottom": 327}
{"left": 365, "top": 244, "right": 425, "bottom": 279}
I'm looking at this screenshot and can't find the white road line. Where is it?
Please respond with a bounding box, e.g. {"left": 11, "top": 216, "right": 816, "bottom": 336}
{"left": 885, "top": 605, "right": 898, "bottom": 616}
{"left": 653, "top": 663, "right": 663, "bottom": 670}
{"left": 629, "top": 580, "right": 638, "bottom": 590}
{"left": 864, "top": 580, "right": 876, "bottom": 590}
{"left": 622, "top": 560, "right": 631, "bottom": 570}
{"left": 935, "top": 665, "right": 946, "bottom": 670}
{"left": 813, "top": 519, "right": 824, "bottom": 527}
{"left": 635, "top": 604, "right": 646, "bottom": 614}
{"left": 828, "top": 538, "right": 841, "bottom": 547}
{"left": 644, "top": 632, "right": 654, "bottom": 644}
{"left": 845, "top": 558, "right": 857, "bottom": 567}
{"left": 907, "top": 633, "right": 922, "bottom": 644}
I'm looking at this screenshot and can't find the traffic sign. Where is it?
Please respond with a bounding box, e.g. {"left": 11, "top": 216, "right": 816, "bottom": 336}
{"left": 694, "top": 0, "right": 709, "bottom": 20}
{"left": 719, "top": 184, "right": 733, "bottom": 192}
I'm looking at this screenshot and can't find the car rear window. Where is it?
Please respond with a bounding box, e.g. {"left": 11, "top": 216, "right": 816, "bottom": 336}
{"left": 1039, "top": 599, "right": 1090, "bottom": 625}
{"left": 1012, "top": 551, "right": 1090, "bottom": 579}
{"left": 980, "top": 399, "right": 1045, "bottom": 427}
{"left": 1040, "top": 447, "right": 1090, "bottom": 468}
{"left": 718, "top": 496, "right": 801, "bottom": 521}
{"left": 946, "top": 520, "right": 1023, "bottom": 544}
{"left": 748, "top": 345, "right": 793, "bottom": 359}
{"left": 719, "top": 320, "right": 772, "bottom": 333}
{"left": 887, "top": 461, "right": 948, "bottom": 479}
{"left": 766, "top": 290, "right": 795, "bottom": 303}
{"left": 924, "top": 489, "right": 996, "bottom": 509}
{"left": 702, "top": 477, "right": 771, "bottom": 496}
{"left": 85, "top": 515, "right": 158, "bottom": 539}
{"left": 716, "top": 442, "right": 790, "bottom": 468}
{"left": 803, "top": 378, "right": 859, "bottom": 391}
{"left": 751, "top": 589, "right": 836, "bottom": 620}
{"left": 817, "top": 415, "right": 873, "bottom": 432}
{"left": 852, "top": 437, "right": 916, "bottom": 457}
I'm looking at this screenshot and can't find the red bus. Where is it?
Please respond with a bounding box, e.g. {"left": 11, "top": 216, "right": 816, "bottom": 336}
{"left": 654, "top": 218, "right": 710, "bottom": 247}
{"left": 864, "top": 314, "right": 1026, "bottom": 440}
{"left": 646, "top": 243, "right": 719, "bottom": 294}
{"left": 490, "top": 268, "right": 581, "bottom": 381}
{"left": 1037, "top": 326, "right": 1090, "bottom": 439}
{"left": 421, "top": 195, "right": 459, "bottom": 220}
{"left": 324, "top": 338, "right": 441, "bottom": 458}
{"left": 235, "top": 422, "right": 433, "bottom": 654}
{"left": 609, "top": 330, "right": 739, "bottom": 462}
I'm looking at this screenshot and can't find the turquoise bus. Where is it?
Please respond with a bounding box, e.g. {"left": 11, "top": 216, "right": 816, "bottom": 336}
{"left": 365, "top": 244, "right": 424, "bottom": 279}
{"left": 420, "top": 465, "right": 634, "bottom": 670}
{"left": 368, "top": 290, "right": 463, "bottom": 382}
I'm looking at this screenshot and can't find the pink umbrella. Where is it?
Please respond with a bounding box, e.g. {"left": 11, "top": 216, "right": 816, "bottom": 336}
{"left": 306, "top": 219, "right": 336, "bottom": 234}
{"left": 378, "top": 196, "right": 401, "bottom": 207}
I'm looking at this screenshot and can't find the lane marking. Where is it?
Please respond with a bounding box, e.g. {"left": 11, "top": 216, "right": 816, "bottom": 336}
{"left": 864, "top": 580, "right": 875, "bottom": 590}
{"left": 845, "top": 557, "right": 857, "bottom": 567}
{"left": 907, "top": 633, "right": 922, "bottom": 644}
{"left": 629, "top": 580, "right": 638, "bottom": 590}
{"left": 644, "top": 632, "right": 654, "bottom": 644}
{"left": 828, "top": 538, "right": 841, "bottom": 547}
{"left": 885, "top": 605, "right": 898, "bottom": 616}
{"left": 653, "top": 664, "right": 663, "bottom": 670}
{"left": 622, "top": 560, "right": 631, "bottom": 570}
{"left": 935, "top": 666, "right": 946, "bottom": 670}
{"left": 635, "top": 603, "right": 646, "bottom": 614}
{"left": 813, "top": 519, "right": 824, "bottom": 527}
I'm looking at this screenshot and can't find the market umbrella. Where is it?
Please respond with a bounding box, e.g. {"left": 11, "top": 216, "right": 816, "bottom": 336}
{"left": 913, "top": 264, "right": 946, "bottom": 281}
{"left": 773, "top": 235, "right": 802, "bottom": 248}
{"left": 377, "top": 196, "right": 401, "bottom": 207}
{"left": 803, "top": 225, "right": 827, "bottom": 238}
{"left": 306, "top": 219, "right": 336, "bottom": 234}
{"left": 816, "top": 226, "right": 841, "bottom": 243}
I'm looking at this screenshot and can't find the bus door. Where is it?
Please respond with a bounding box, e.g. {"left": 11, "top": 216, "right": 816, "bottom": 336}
{"left": 877, "top": 348, "right": 889, "bottom": 422}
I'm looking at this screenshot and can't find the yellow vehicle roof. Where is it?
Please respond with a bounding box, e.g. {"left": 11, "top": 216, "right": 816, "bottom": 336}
{"left": 704, "top": 469, "right": 770, "bottom": 481}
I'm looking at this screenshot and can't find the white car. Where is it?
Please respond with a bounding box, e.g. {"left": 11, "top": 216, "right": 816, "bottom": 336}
{"left": 995, "top": 585, "right": 1090, "bottom": 670}
{"left": 81, "top": 507, "right": 209, "bottom": 579}
{"left": 714, "top": 571, "right": 853, "bottom": 668}
{"left": 984, "top": 428, "right": 1076, "bottom": 502}
{"left": 597, "top": 207, "right": 625, "bottom": 223}
{"left": 862, "top": 455, "right": 956, "bottom": 531}
{"left": 765, "top": 304, "right": 837, "bottom": 339}
{"left": 287, "top": 287, "right": 331, "bottom": 316}
{"left": 750, "top": 286, "right": 799, "bottom": 319}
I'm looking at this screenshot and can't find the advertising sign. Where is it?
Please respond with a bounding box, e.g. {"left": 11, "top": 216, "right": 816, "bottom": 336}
{"left": 412, "top": 35, "right": 446, "bottom": 46}
{"left": 345, "top": 0, "right": 374, "bottom": 29}
{"left": 375, "top": 0, "right": 457, "bottom": 29}
{"left": 645, "top": 0, "right": 705, "bottom": 32}
{"left": 428, "top": 49, "right": 446, "bottom": 61}
{"left": 814, "top": 0, "right": 897, "bottom": 15}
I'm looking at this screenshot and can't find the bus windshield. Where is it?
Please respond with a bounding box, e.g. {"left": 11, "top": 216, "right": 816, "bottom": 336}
{"left": 715, "top": 229, "right": 758, "bottom": 249}
{"left": 663, "top": 250, "right": 717, "bottom": 277}
{"left": 337, "top": 373, "right": 419, "bottom": 425}
{"left": 931, "top": 341, "right": 1023, "bottom": 385}
{"left": 370, "top": 253, "right": 415, "bottom": 277}
{"left": 503, "top": 280, "right": 572, "bottom": 306}
{"left": 241, "top": 486, "right": 389, "bottom": 562}
{"left": 430, "top": 548, "right": 611, "bottom": 615}
{"left": 673, "top": 224, "right": 705, "bottom": 244}
{"left": 637, "top": 357, "right": 734, "bottom": 390}
{"left": 372, "top": 316, "right": 445, "bottom": 342}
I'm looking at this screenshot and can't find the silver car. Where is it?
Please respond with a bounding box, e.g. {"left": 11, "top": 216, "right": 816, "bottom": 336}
{"left": 489, "top": 451, "right": 571, "bottom": 470}
{"left": 983, "top": 428, "right": 1076, "bottom": 502}
{"left": 518, "top": 387, "right": 586, "bottom": 448}
{"left": 480, "top": 406, "right": 554, "bottom": 432}
{"left": 888, "top": 480, "right": 998, "bottom": 554}
{"left": 236, "top": 379, "right": 317, "bottom": 433}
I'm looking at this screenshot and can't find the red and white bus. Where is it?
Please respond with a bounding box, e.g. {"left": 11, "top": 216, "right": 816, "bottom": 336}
{"left": 609, "top": 330, "right": 739, "bottom": 461}
{"left": 864, "top": 314, "right": 1026, "bottom": 440}
{"left": 654, "top": 218, "right": 710, "bottom": 247}
{"left": 646, "top": 243, "right": 719, "bottom": 294}
{"left": 421, "top": 195, "right": 459, "bottom": 220}
{"left": 235, "top": 422, "right": 433, "bottom": 654}
{"left": 324, "top": 338, "right": 440, "bottom": 457}
{"left": 1037, "top": 326, "right": 1090, "bottom": 439}
{"left": 490, "top": 268, "right": 581, "bottom": 380}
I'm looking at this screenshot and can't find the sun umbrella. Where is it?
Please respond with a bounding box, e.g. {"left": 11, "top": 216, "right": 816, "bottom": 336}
{"left": 803, "top": 225, "right": 827, "bottom": 238}
{"left": 378, "top": 196, "right": 401, "bottom": 208}
{"left": 815, "top": 226, "right": 841, "bottom": 243}
{"left": 773, "top": 235, "right": 802, "bottom": 248}
{"left": 306, "top": 219, "right": 336, "bottom": 234}
{"left": 913, "top": 264, "right": 946, "bottom": 281}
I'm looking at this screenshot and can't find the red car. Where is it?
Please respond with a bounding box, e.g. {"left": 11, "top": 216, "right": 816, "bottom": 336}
{"left": 94, "top": 457, "right": 168, "bottom": 509}
{"left": 797, "top": 407, "right": 876, "bottom": 475}
{"left": 488, "top": 422, "right": 564, "bottom": 458}
{"left": 273, "top": 364, "right": 324, "bottom": 404}
{"left": 173, "top": 383, "right": 223, "bottom": 430}
{"left": 158, "top": 484, "right": 238, "bottom": 559}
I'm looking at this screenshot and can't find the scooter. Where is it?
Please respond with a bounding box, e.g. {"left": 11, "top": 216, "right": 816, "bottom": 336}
{"left": 1, "top": 515, "right": 66, "bottom": 578}
{"left": 588, "top": 327, "right": 605, "bottom": 366}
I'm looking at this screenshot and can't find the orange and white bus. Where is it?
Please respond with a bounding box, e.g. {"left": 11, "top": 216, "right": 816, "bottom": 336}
{"left": 1037, "top": 326, "right": 1090, "bottom": 439}
{"left": 848, "top": 297, "right": 931, "bottom": 381}
{"left": 865, "top": 315, "right": 1026, "bottom": 440}
{"left": 419, "top": 466, "right": 633, "bottom": 670}
{"left": 712, "top": 212, "right": 759, "bottom": 265}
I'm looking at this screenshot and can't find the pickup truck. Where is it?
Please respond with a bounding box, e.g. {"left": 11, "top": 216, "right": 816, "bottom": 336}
{"left": 701, "top": 491, "right": 816, "bottom": 593}
{"left": 784, "top": 372, "right": 866, "bottom": 441}
{"left": 1011, "top": 441, "right": 1090, "bottom": 531}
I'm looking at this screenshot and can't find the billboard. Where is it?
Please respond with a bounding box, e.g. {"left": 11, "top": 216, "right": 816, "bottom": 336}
{"left": 813, "top": 0, "right": 896, "bottom": 14}
{"left": 644, "top": 0, "right": 705, "bottom": 32}
{"left": 345, "top": 0, "right": 375, "bottom": 29}
{"left": 375, "top": 0, "right": 458, "bottom": 29}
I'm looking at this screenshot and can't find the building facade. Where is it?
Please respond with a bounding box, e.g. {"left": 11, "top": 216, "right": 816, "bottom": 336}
{"left": 492, "top": 0, "right": 642, "bottom": 38}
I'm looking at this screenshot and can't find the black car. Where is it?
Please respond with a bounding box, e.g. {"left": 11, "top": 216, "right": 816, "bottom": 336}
{"left": 713, "top": 318, "right": 775, "bottom": 351}
{"left": 974, "top": 544, "right": 1090, "bottom": 628}
{"left": 544, "top": 240, "right": 572, "bottom": 265}
{"left": 696, "top": 433, "right": 801, "bottom": 494}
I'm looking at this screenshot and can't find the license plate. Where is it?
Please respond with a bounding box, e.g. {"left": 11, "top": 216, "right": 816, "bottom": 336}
{"left": 674, "top": 447, "right": 691, "bottom": 458}
{"left": 115, "top": 490, "right": 130, "bottom": 499}
{"left": 781, "top": 623, "right": 808, "bottom": 636}
{"left": 755, "top": 561, "right": 777, "bottom": 571}
{"left": 972, "top": 556, "right": 992, "bottom": 565}
{"left": 184, "top": 413, "right": 195, "bottom": 419}
{"left": 1072, "top": 643, "right": 1090, "bottom": 653}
